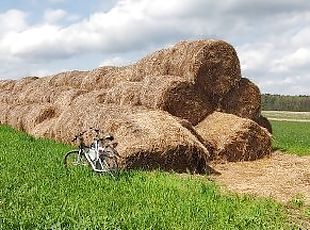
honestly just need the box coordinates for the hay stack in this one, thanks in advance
[195,112,272,162]
[0,39,271,172]
[140,75,215,125]
[219,78,261,120]
[136,40,241,98]
[44,92,210,173]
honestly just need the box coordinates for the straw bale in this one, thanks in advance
[195,112,272,162]
[47,93,210,173]
[0,89,14,103]
[22,103,57,132]
[6,104,33,131]
[255,115,272,134]
[105,81,142,106]
[136,40,241,97]
[0,103,13,124]
[48,70,89,89]
[16,77,64,104]
[11,77,39,93]
[80,66,120,90]
[219,78,261,119]
[0,80,16,91]
[140,75,215,125]
[53,89,88,110]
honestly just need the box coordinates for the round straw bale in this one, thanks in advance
[49,70,89,89]
[255,115,272,134]
[53,88,88,110]
[137,40,241,97]
[80,66,119,90]
[0,80,16,91]
[140,75,215,125]
[12,77,39,94]
[0,103,13,124]
[195,112,272,162]
[6,104,33,131]
[22,103,57,132]
[105,81,142,106]
[16,77,67,104]
[50,95,210,173]
[218,78,261,120]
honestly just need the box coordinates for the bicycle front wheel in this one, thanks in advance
[63,150,88,168]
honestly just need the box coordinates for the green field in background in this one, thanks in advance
[271,120,310,156]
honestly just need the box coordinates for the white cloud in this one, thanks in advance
[0,0,309,95]
[99,56,130,67]
[0,10,28,36]
[43,9,67,23]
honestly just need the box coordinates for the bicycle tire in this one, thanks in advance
[63,150,88,168]
[100,147,119,171]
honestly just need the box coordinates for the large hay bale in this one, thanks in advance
[22,103,57,132]
[48,70,89,89]
[140,75,215,125]
[195,112,272,162]
[105,81,142,106]
[80,66,119,91]
[45,93,210,173]
[137,40,241,98]
[6,104,33,131]
[218,78,261,119]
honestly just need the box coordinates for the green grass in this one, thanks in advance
[271,120,310,155]
[0,125,292,229]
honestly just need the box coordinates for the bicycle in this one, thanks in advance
[63,128,120,175]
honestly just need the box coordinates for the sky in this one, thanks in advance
[0,0,309,95]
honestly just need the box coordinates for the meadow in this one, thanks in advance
[0,125,291,230]
[271,120,310,155]
[263,111,310,155]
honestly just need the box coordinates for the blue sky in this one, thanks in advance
[0,0,310,95]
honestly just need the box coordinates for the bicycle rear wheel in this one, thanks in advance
[63,150,88,168]
[101,147,119,173]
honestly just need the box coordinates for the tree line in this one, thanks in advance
[261,94,310,112]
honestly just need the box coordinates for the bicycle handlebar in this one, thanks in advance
[71,130,87,142]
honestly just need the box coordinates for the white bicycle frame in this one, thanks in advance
[84,138,108,173]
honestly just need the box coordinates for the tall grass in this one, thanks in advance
[0,125,291,229]
[271,121,310,155]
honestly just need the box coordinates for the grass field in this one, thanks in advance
[0,125,292,229]
[262,111,310,155]
[271,120,310,155]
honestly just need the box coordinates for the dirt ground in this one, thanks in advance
[210,151,310,205]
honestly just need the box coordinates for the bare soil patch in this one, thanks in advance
[210,151,310,204]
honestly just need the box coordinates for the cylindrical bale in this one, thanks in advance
[80,66,120,91]
[48,70,89,89]
[49,93,210,173]
[105,81,142,106]
[195,112,272,162]
[218,78,261,120]
[140,75,215,125]
[136,40,241,98]
[22,103,57,132]
[6,104,33,131]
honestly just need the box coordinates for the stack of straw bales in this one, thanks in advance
[0,39,272,173]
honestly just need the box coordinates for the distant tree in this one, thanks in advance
[261,94,310,112]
